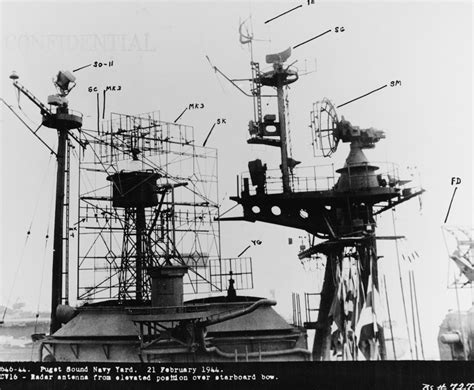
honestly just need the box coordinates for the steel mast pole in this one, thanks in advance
[50,128,68,334]
[275,66,291,194]
[135,206,146,301]
[8,70,82,335]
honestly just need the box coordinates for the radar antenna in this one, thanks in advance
[310,98,339,157]
[310,98,385,157]
[5,70,83,334]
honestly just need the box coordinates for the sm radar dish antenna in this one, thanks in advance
[310,98,339,157]
[310,97,385,158]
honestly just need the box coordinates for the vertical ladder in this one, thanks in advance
[62,138,71,304]
[251,62,263,123]
[304,292,321,328]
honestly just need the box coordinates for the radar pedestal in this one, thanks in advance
[335,146,380,191]
[107,170,161,302]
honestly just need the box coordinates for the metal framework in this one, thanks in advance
[443,226,474,288]
[219,47,424,360]
[76,111,229,302]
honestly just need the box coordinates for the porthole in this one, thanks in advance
[271,206,281,216]
[300,209,309,219]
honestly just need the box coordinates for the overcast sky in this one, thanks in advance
[1,1,472,360]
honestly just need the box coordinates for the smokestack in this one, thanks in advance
[148,266,188,307]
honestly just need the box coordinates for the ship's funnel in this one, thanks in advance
[148,266,188,307]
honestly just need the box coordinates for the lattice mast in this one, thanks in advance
[76,112,240,303]
[247,48,299,193]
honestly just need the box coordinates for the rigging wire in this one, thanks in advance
[383,274,397,359]
[30,160,55,359]
[18,103,40,126]
[408,268,419,359]
[1,154,53,323]
[441,228,453,288]
[76,129,118,175]
[208,56,227,95]
[30,155,54,228]
[30,225,51,360]
[141,153,215,205]
[0,98,56,156]
[391,209,414,359]
[410,269,425,359]
[1,232,30,323]
[15,87,39,125]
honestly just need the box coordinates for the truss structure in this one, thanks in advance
[76,111,226,302]
[443,226,474,289]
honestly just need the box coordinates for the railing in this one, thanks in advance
[240,162,420,196]
[64,108,83,119]
[304,292,320,325]
[50,106,83,119]
[241,164,336,195]
[290,165,336,193]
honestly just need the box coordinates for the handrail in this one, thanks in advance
[240,161,419,196]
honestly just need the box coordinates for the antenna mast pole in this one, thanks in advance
[275,67,291,193]
[8,71,82,334]
[245,48,298,193]
[50,127,68,333]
